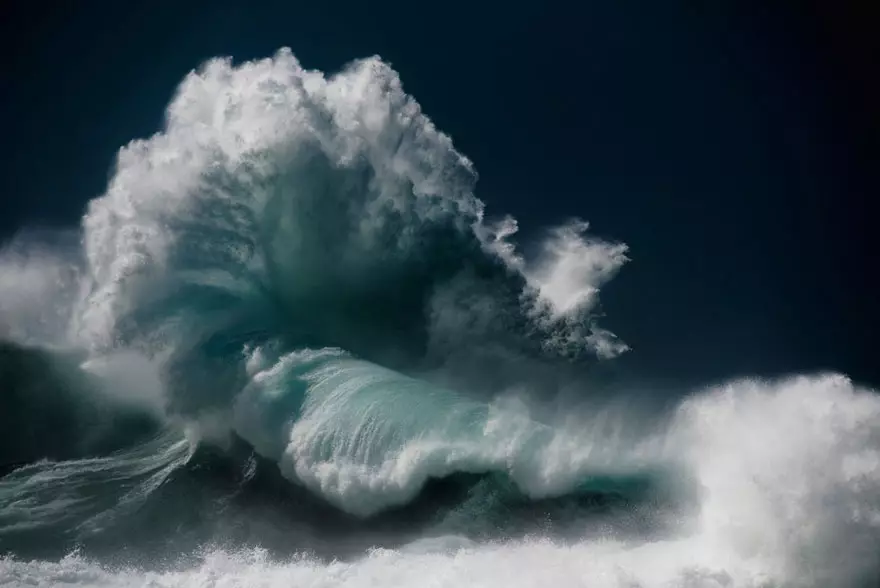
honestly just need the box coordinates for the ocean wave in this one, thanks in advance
[3,48,637,519]
[1,49,879,587]
[233,345,676,517]
[74,49,627,367]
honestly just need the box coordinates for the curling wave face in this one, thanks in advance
[1,50,879,587]
[68,48,636,516]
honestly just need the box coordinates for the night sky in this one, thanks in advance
[1,1,877,388]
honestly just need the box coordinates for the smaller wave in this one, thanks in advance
[233,345,680,517]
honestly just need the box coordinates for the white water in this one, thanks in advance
[73,49,627,362]
[3,374,879,587]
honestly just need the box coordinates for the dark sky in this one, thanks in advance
[1,1,877,387]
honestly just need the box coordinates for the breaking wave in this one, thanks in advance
[1,50,878,587]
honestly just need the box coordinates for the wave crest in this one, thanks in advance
[76,49,627,368]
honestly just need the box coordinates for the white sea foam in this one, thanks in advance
[73,49,627,360]
[4,372,879,587]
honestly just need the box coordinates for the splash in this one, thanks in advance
[75,49,627,365]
